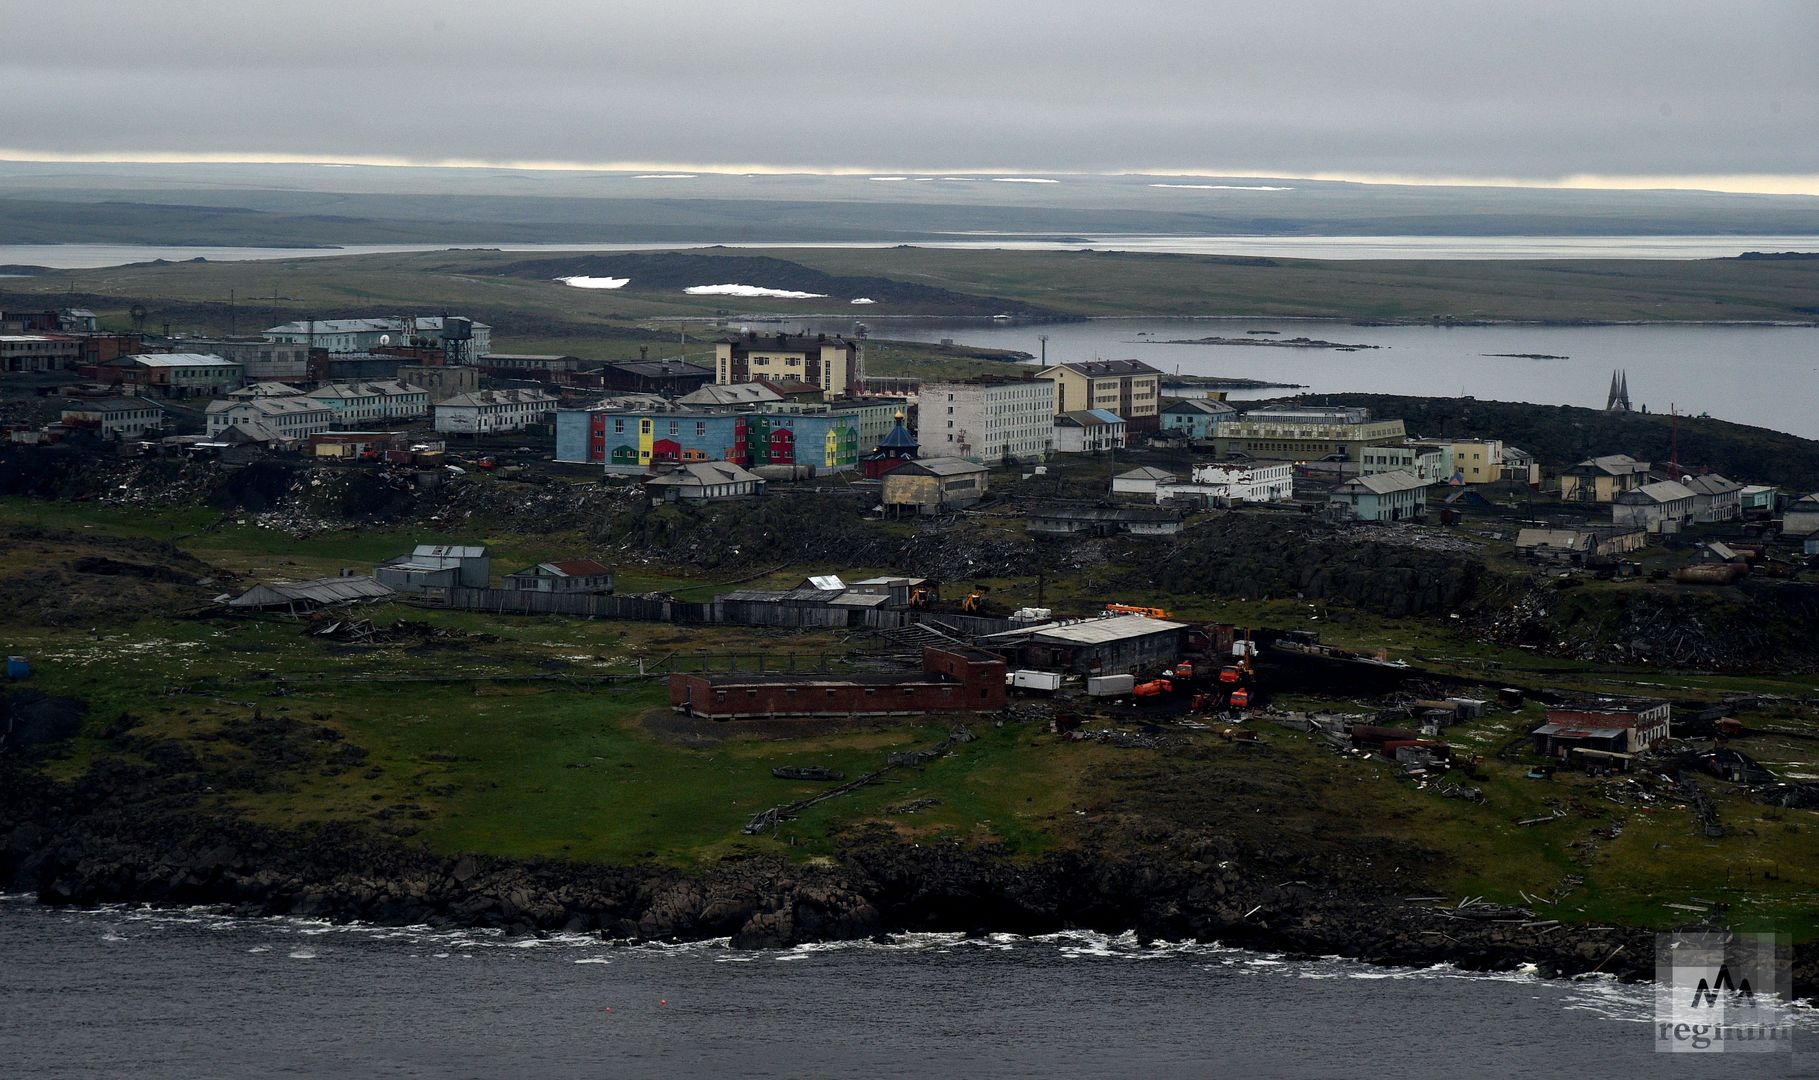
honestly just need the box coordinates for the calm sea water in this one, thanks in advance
[778,317,1819,440]
[0,898,1808,1079]
[3,235,1818,269]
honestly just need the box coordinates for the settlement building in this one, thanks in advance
[1532,701,1671,758]
[0,335,84,373]
[1159,397,1235,441]
[175,339,310,382]
[1444,440,1505,485]
[1213,406,1406,463]
[118,354,244,397]
[204,396,335,440]
[59,398,165,439]
[1683,474,1743,522]
[397,364,479,403]
[307,380,430,424]
[433,389,558,435]
[714,332,857,398]
[503,559,615,594]
[1328,471,1429,522]
[1560,454,1651,503]
[1036,359,1163,430]
[918,378,1056,463]
[1514,527,1648,564]
[374,544,491,593]
[644,461,767,502]
[1612,480,1697,532]
[1784,494,1819,538]
[1360,444,1451,484]
[557,405,864,473]
[983,614,1186,676]
[1110,466,1177,499]
[1052,409,1128,453]
[264,317,492,362]
[882,457,990,514]
[669,647,1007,719]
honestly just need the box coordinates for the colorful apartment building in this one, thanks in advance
[556,406,865,473]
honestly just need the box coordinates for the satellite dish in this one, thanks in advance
[379,334,392,345]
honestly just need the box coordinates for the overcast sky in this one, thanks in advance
[3,1,1816,190]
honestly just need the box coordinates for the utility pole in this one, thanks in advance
[228,288,236,337]
[1039,334,1048,366]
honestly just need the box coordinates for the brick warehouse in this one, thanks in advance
[669,647,1006,719]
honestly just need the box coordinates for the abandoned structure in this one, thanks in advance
[669,647,1007,719]
[375,544,492,593]
[503,559,615,594]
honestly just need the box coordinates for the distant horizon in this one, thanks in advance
[1,152,1816,199]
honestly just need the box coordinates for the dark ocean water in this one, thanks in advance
[2,897,1813,1079]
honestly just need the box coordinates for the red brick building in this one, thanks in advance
[669,647,1006,719]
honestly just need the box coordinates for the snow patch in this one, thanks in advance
[868,176,909,182]
[631,174,696,179]
[1149,183,1294,191]
[992,177,1059,184]
[557,276,630,290]
[850,297,876,305]
[685,284,827,299]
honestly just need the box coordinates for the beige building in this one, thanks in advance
[397,364,480,404]
[715,332,857,398]
[1560,454,1651,503]
[1446,439,1505,484]
[1036,359,1162,430]
[882,457,991,514]
[1213,406,1406,463]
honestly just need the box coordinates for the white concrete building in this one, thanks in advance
[433,389,559,435]
[307,380,430,425]
[1053,409,1128,454]
[1613,480,1698,532]
[1155,461,1295,505]
[1111,466,1176,499]
[60,398,165,439]
[205,396,335,440]
[264,317,491,362]
[918,378,1056,464]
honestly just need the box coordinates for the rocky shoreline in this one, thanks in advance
[12,758,1811,992]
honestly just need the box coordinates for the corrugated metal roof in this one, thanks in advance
[132,353,236,367]
[411,544,487,559]
[1336,471,1429,495]
[985,614,1185,645]
[228,576,394,608]
[899,457,988,477]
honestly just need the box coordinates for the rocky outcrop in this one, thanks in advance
[11,755,1796,991]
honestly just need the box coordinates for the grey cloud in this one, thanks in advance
[1,0,1815,178]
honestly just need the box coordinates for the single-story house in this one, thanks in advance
[645,460,766,502]
[1026,505,1183,537]
[882,457,989,515]
[1158,397,1235,441]
[1110,466,1176,499]
[504,559,615,594]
